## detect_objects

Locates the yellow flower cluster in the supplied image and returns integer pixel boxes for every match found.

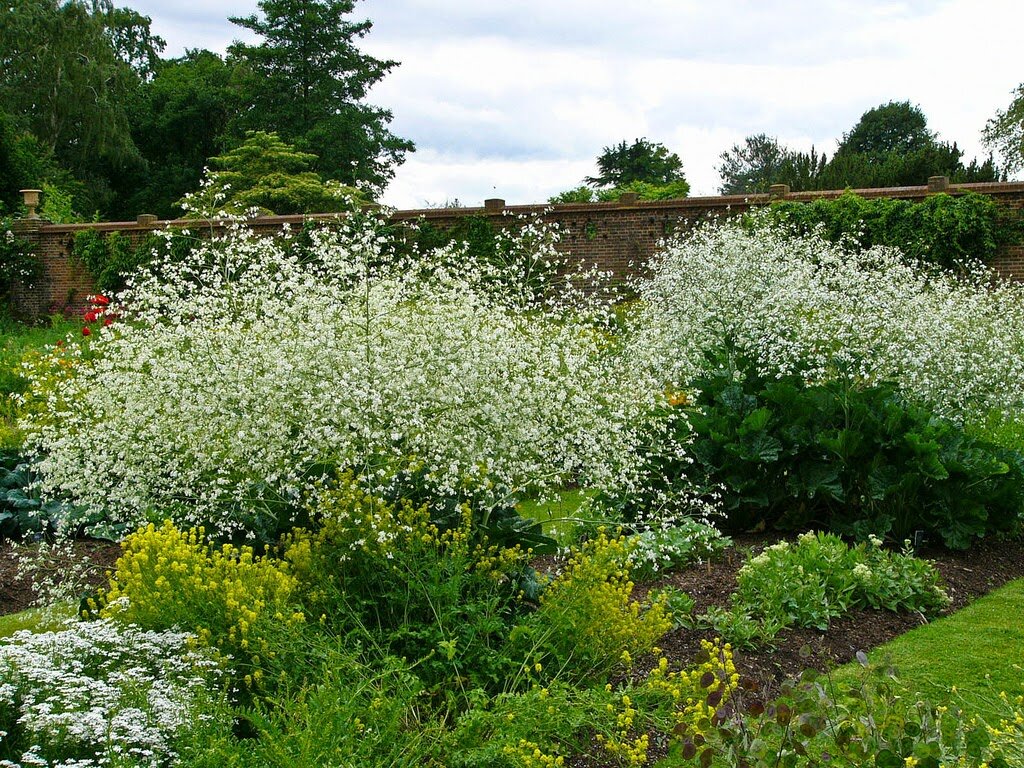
[985,692,1024,765]
[295,475,528,584]
[500,739,565,767]
[596,693,650,766]
[664,387,691,407]
[534,531,671,678]
[644,639,739,737]
[99,520,302,680]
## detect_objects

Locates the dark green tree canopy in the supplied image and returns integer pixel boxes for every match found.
[717,134,826,194]
[837,101,933,157]
[0,0,164,213]
[111,49,240,219]
[719,101,1002,194]
[227,0,413,194]
[585,138,687,188]
[983,83,1024,174]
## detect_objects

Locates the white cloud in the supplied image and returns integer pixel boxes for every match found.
[129,0,1024,205]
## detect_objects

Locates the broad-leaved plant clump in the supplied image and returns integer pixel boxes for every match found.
[628,213,1024,425]
[703,531,949,648]
[22,212,654,540]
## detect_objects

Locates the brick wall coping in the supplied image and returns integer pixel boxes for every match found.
[34,180,1024,234]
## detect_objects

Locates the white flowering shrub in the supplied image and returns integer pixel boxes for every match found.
[627,214,1024,424]
[0,619,221,767]
[21,213,654,540]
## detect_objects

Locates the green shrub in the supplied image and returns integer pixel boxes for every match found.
[702,531,948,648]
[513,531,671,684]
[287,478,537,697]
[98,520,303,688]
[734,532,947,629]
[686,349,1024,548]
[767,190,1018,270]
[71,228,197,292]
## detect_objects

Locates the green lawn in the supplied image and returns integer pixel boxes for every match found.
[829,577,1024,722]
[0,603,75,639]
[517,488,593,544]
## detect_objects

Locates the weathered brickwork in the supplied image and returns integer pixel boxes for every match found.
[9,181,1024,319]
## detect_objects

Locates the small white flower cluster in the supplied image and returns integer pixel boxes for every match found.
[0,619,221,767]
[628,214,1024,424]
[22,212,655,538]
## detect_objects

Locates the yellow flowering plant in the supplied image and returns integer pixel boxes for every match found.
[286,476,536,696]
[514,530,672,684]
[96,520,303,687]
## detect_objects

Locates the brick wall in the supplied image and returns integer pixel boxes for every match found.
[9,180,1024,319]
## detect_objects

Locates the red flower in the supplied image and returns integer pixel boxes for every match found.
[104,317,113,327]
[92,295,111,306]
[81,326,91,337]
[83,309,100,323]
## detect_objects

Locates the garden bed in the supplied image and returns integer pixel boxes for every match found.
[3,531,1021,698]
[641,533,1024,697]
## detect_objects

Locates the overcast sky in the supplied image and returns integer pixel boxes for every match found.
[127,0,1023,209]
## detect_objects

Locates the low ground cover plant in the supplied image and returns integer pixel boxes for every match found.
[702,531,949,649]
[0,619,223,767]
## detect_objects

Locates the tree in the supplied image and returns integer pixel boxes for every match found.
[982,83,1024,174]
[717,135,827,194]
[0,0,164,213]
[836,101,933,157]
[585,138,687,188]
[112,50,240,219]
[176,131,364,216]
[717,134,789,194]
[227,0,413,195]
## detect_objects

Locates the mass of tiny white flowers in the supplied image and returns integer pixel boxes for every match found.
[627,213,1024,424]
[21,211,655,539]
[0,619,221,767]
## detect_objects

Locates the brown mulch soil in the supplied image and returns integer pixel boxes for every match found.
[1,532,1022,698]
[0,538,121,615]
[646,533,1024,699]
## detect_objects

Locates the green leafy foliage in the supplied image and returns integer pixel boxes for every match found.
[686,349,1024,548]
[984,82,1024,174]
[0,0,165,214]
[287,479,538,696]
[719,102,1002,195]
[112,49,239,220]
[0,459,78,539]
[766,190,1015,270]
[177,131,365,216]
[549,179,691,204]
[701,532,948,648]
[585,138,687,189]
[717,134,828,195]
[227,0,413,194]
[699,660,1023,768]
[70,228,196,292]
